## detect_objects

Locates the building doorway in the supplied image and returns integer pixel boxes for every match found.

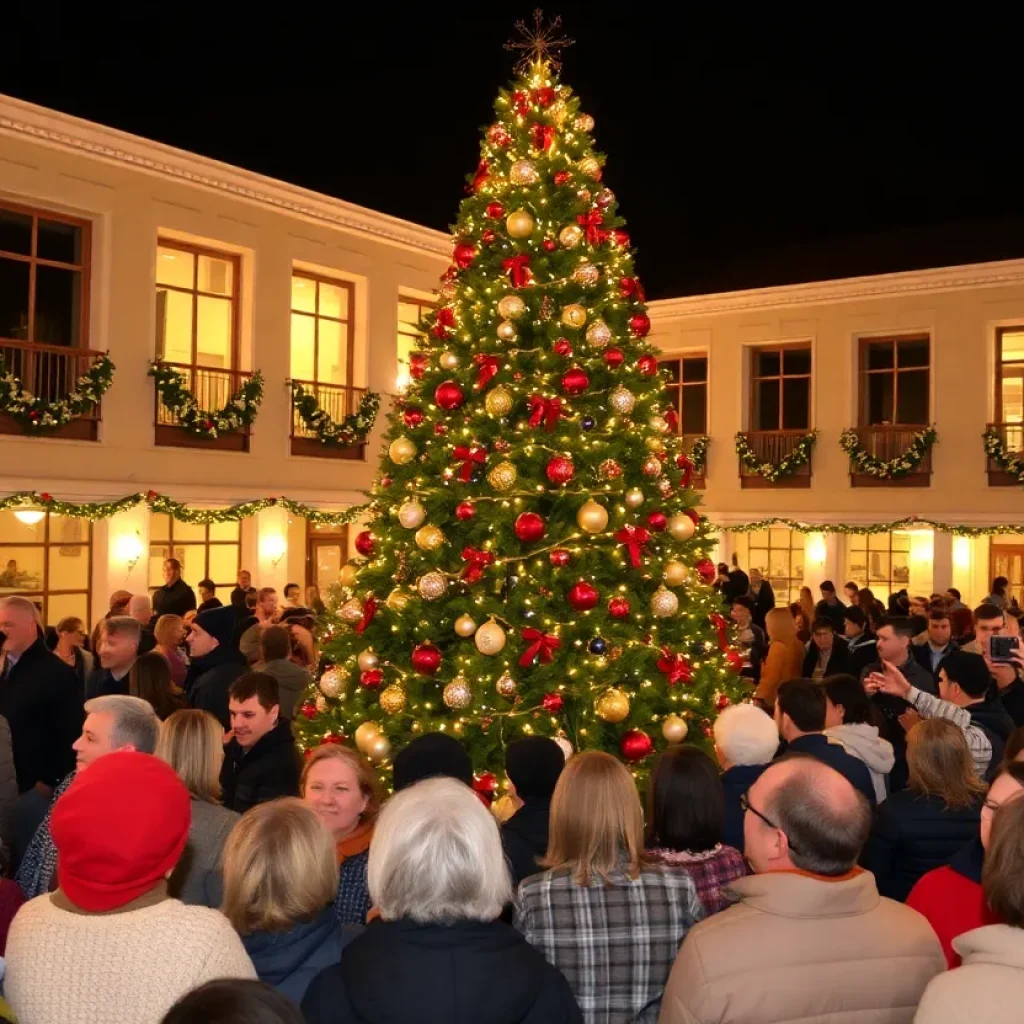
[990,542,1024,608]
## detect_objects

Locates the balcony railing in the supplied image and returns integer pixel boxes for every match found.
[849,424,932,487]
[154,362,255,452]
[986,422,1024,486]
[290,378,370,460]
[0,340,107,440]
[738,429,812,488]
[681,433,707,488]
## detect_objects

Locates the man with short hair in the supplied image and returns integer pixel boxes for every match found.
[746,568,775,630]
[196,579,222,613]
[186,606,245,731]
[962,603,1005,656]
[86,616,141,699]
[946,587,968,613]
[283,583,302,609]
[802,617,850,680]
[659,756,944,1024]
[913,608,958,681]
[815,580,846,633]
[729,595,765,685]
[127,594,157,654]
[774,679,876,806]
[843,606,877,676]
[257,625,310,720]
[152,558,197,618]
[230,570,252,615]
[239,587,279,665]
[220,672,301,813]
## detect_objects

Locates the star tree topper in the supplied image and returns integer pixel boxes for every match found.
[504,9,575,75]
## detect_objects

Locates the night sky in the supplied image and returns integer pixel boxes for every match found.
[2,7,1022,299]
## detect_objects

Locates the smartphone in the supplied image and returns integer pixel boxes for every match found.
[990,635,1020,664]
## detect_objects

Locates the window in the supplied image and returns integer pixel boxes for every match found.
[661,355,707,435]
[397,296,434,390]
[859,335,930,426]
[307,521,351,596]
[845,531,914,602]
[750,345,811,430]
[148,514,240,605]
[732,528,805,605]
[0,510,92,628]
[995,327,1024,428]
[290,271,355,386]
[991,537,1024,608]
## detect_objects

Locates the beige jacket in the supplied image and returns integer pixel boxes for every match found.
[658,869,944,1024]
[914,925,1024,1024]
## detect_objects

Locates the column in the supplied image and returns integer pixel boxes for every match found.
[932,532,953,596]
[105,505,151,602]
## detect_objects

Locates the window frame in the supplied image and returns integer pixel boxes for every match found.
[659,353,708,436]
[858,334,931,428]
[995,326,1024,424]
[748,342,812,432]
[734,527,805,606]
[289,269,356,386]
[148,516,240,601]
[397,294,435,388]
[845,531,913,601]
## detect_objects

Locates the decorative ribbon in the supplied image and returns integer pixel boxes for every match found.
[461,546,495,582]
[453,444,487,482]
[657,647,693,686]
[503,253,533,288]
[577,210,607,245]
[676,452,694,488]
[664,407,679,433]
[512,90,530,115]
[614,524,651,568]
[354,596,377,635]
[474,354,500,390]
[620,276,646,302]
[472,159,490,193]
[409,353,427,381]
[527,394,565,431]
[519,628,561,668]
[709,612,730,652]
[531,123,555,151]
[431,308,455,338]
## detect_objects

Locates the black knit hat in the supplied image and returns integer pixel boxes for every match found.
[194,605,237,649]
[505,736,565,802]
[392,732,473,792]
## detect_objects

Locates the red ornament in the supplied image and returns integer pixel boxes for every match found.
[636,355,659,376]
[411,643,442,676]
[542,692,564,713]
[561,367,590,396]
[300,702,317,720]
[434,381,465,411]
[531,123,555,151]
[619,276,646,301]
[532,86,556,107]
[409,353,427,380]
[514,512,546,543]
[434,423,448,436]
[612,229,631,247]
[473,771,498,794]
[354,531,374,557]
[453,242,476,270]
[145,490,158,501]
[323,733,343,746]
[553,170,571,186]
[455,501,476,521]
[511,90,530,115]
[695,558,717,583]
[629,313,651,338]
[481,229,496,244]
[542,238,558,252]
[488,123,512,147]
[549,549,571,568]
[603,347,624,368]
[546,455,575,486]
[608,596,631,620]
[379,476,392,488]
[724,651,744,675]
[403,407,424,428]
[567,580,599,611]
[553,338,573,357]
[471,159,490,194]
[676,453,694,487]
[485,201,504,219]
[647,511,668,532]
[360,669,383,689]
[621,729,654,762]
[39,492,53,503]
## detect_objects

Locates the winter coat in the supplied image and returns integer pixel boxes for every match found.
[258,658,311,719]
[720,763,770,853]
[802,636,851,679]
[501,799,551,888]
[658,869,945,1024]
[243,906,356,1005]
[220,719,302,814]
[188,648,246,731]
[824,722,894,804]
[84,664,132,699]
[754,636,805,706]
[913,640,959,682]
[152,577,197,618]
[645,845,747,915]
[866,791,982,903]
[967,697,1016,778]
[169,797,239,907]
[846,632,878,677]
[335,850,372,926]
[301,918,582,1024]
[749,580,775,630]
[914,924,1024,1024]
[815,597,847,633]
[786,733,877,807]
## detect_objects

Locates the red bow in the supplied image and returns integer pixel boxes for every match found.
[577,210,607,245]
[354,596,377,635]
[453,444,487,482]
[461,547,495,583]
[519,628,561,668]
[676,453,694,488]
[709,612,730,651]
[614,525,651,568]
[620,276,647,302]
[657,647,693,686]
[474,354,500,390]
[527,394,565,431]
[512,90,530,116]
[409,353,427,380]
[503,254,532,288]
[531,123,555,151]
[472,159,489,193]
[664,407,679,433]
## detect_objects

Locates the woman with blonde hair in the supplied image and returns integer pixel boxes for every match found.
[52,616,92,695]
[156,709,239,906]
[153,613,188,688]
[754,607,806,707]
[130,650,186,721]
[798,585,816,624]
[222,799,351,1004]
[516,751,701,1023]
[301,744,382,925]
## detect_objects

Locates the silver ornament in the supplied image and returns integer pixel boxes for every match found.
[397,500,426,529]
[609,386,636,415]
[651,585,679,618]
[439,350,460,371]
[585,319,612,349]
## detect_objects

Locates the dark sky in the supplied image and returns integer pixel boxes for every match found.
[3,6,1023,298]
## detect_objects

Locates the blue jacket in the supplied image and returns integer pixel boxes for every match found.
[720,763,769,853]
[786,733,877,807]
[335,849,372,926]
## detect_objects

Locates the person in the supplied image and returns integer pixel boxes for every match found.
[222,799,353,1003]
[730,594,766,685]
[154,557,198,618]
[823,673,894,804]
[866,718,985,902]
[157,709,239,907]
[746,568,775,629]
[257,625,310,720]
[221,672,302,814]
[392,731,473,791]
[857,586,887,630]
[843,581,859,604]
[713,703,779,852]
[907,762,1024,966]
[197,578,222,613]
[305,584,326,616]
[951,604,976,645]
[303,776,581,1024]
[516,751,702,1023]
[914,607,959,681]
[0,596,81,795]
[754,606,805,708]
[240,588,280,665]
[4,752,255,1023]
[946,587,968,612]
[774,678,876,806]
[715,561,749,606]
[501,735,564,888]
[789,602,811,644]
[161,979,304,1024]
[815,580,846,633]
[154,613,188,688]
[187,605,246,731]
[230,569,253,615]
[658,756,944,1024]
[842,605,877,675]
[15,694,160,900]
[802,616,850,680]
[914,796,1024,1024]
[302,744,381,926]
[798,585,816,625]
[127,593,158,654]
[85,615,141,698]
[962,603,1005,655]
[645,746,746,915]
[282,583,302,609]
[52,616,93,697]
[986,576,1011,611]
[129,649,186,720]
[890,588,911,615]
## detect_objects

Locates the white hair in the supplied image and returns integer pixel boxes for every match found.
[83,695,160,754]
[713,703,780,767]
[128,593,153,616]
[368,776,511,923]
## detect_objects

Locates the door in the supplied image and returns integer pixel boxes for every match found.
[306,522,350,595]
[991,543,1024,607]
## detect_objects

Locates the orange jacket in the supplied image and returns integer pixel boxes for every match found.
[754,636,805,705]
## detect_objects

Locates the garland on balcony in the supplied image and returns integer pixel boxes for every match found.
[983,426,1024,484]
[689,435,710,474]
[0,354,115,432]
[839,426,937,479]
[290,382,381,446]
[734,430,817,482]
[711,516,1024,538]
[148,361,264,439]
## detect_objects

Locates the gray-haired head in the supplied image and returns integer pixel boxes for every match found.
[83,695,160,754]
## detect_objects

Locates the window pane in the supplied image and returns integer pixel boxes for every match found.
[149,513,171,543]
[397,301,423,332]
[197,255,233,296]
[660,359,681,384]
[208,544,239,584]
[0,548,45,593]
[891,531,912,552]
[755,379,780,430]
[783,348,811,375]
[892,551,910,585]
[0,511,44,543]
[396,333,416,390]
[755,349,780,377]
[208,521,240,542]
[791,548,804,579]
[897,339,929,368]
[318,281,348,320]
[317,319,348,385]
[290,314,315,380]
[682,386,706,434]
[770,550,791,579]
[769,528,792,547]
[49,543,88,591]
[1002,373,1024,424]
[867,374,894,424]
[156,289,194,363]
[868,533,890,551]
[682,357,707,383]
[34,265,80,347]
[173,520,206,543]
[37,219,83,264]
[868,552,891,582]
[196,296,232,367]
[0,258,30,340]
[148,551,167,589]
[48,593,88,628]
[156,246,194,289]
[1001,330,1024,363]
[866,342,894,370]
[291,275,315,314]
[0,209,31,256]
[782,377,810,430]
[896,370,929,424]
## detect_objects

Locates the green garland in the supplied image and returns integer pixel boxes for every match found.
[839,426,937,479]
[735,430,817,482]
[0,354,114,432]
[148,362,264,439]
[983,426,1024,484]
[290,382,381,446]
[689,435,710,474]
[712,516,1024,538]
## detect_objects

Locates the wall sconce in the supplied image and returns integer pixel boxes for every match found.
[953,536,971,572]
[115,532,144,573]
[807,532,827,566]
[13,508,45,526]
[262,534,287,568]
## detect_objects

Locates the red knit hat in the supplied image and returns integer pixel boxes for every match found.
[51,751,191,912]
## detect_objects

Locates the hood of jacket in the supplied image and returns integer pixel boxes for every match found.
[953,924,1024,970]
[243,907,347,994]
[824,722,895,775]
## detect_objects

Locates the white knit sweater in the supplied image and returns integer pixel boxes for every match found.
[4,893,256,1024]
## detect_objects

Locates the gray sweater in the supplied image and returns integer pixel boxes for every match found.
[170,798,239,907]
[257,659,312,720]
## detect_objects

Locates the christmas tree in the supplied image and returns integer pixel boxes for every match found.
[296,15,747,787]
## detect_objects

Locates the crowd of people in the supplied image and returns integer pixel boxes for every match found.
[0,567,1021,1022]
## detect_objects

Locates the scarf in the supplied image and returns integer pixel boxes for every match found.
[336,820,373,866]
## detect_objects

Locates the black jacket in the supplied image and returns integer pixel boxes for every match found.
[0,639,81,792]
[785,733,876,807]
[801,636,851,678]
[968,698,1016,778]
[84,665,132,700]
[866,790,982,902]
[220,718,302,814]
[301,918,582,1024]
[749,580,776,629]
[502,800,551,888]
[912,640,958,682]
[197,597,223,613]
[187,648,246,731]
[720,763,769,853]
[815,597,847,633]
[1001,679,1024,727]
[152,578,197,618]
[847,632,878,676]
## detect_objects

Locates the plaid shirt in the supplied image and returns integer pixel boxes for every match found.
[514,863,704,1024]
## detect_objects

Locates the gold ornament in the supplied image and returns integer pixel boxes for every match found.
[315,694,328,713]
[510,159,539,185]
[418,572,448,602]
[585,319,612,348]
[353,720,380,753]
[663,560,690,586]
[443,675,473,709]
[625,488,645,509]
[506,208,535,238]
[415,525,445,551]
[496,320,517,342]
[488,461,518,491]
[662,714,689,743]
[339,597,364,624]
[386,588,411,612]
[398,500,426,529]
[577,500,609,533]
[559,224,584,249]
[596,687,630,723]
[357,648,379,672]
[388,436,417,465]
[439,350,460,371]
[649,414,669,434]
[651,585,680,618]
[609,386,636,415]
[318,669,343,698]
[550,99,568,125]
[454,614,478,638]
[575,113,595,132]
[379,684,407,716]
[579,156,602,180]
[642,455,663,478]
[560,303,587,329]
[474,619,507,655]
[667,514,697,541]
[573,262,600,287]
[485,386,514,417]
[495,672,518,698]
[367,734,392,763]
[338,563,359,588]
[645,436,665,452]
[497,294,527,320]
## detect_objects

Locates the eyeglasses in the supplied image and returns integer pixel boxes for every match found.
[740,791,801,855]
